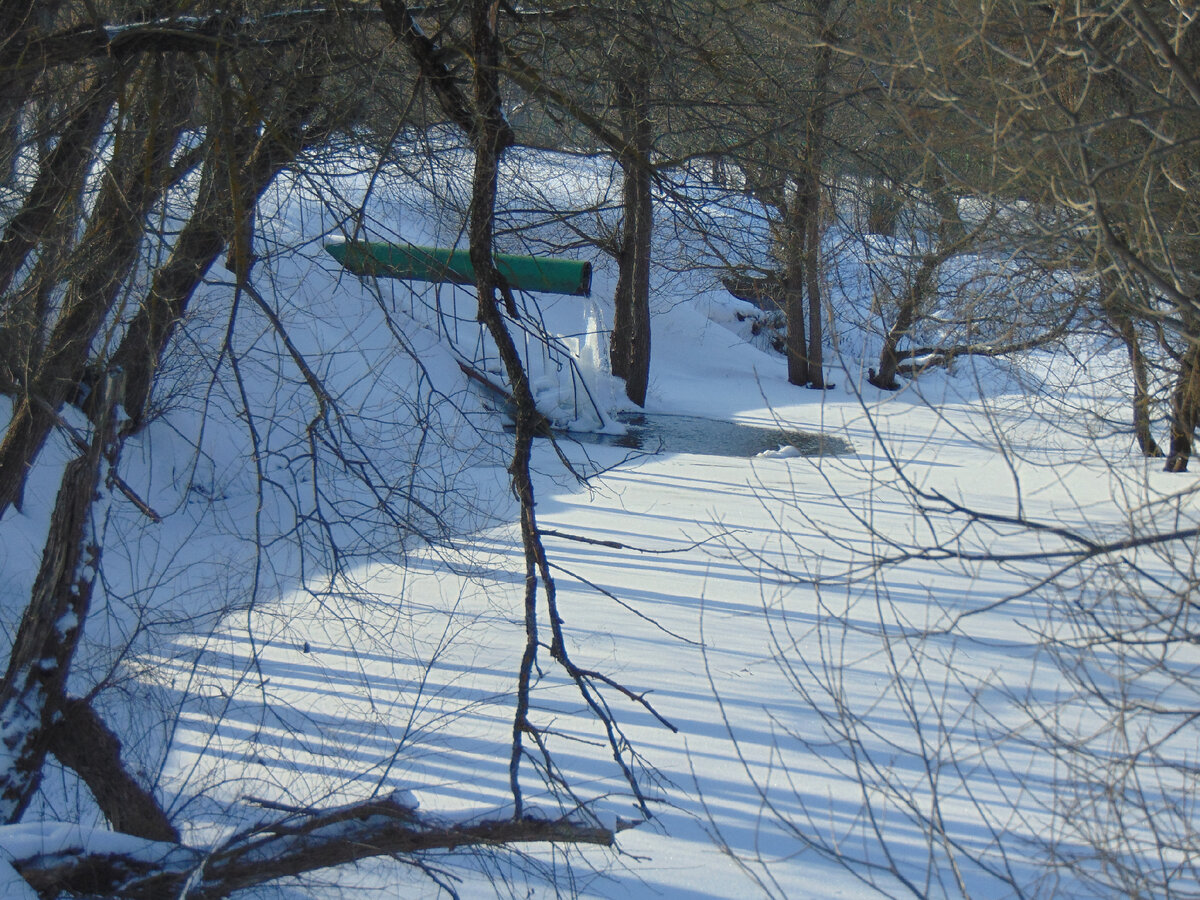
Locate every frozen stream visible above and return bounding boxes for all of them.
[564,411,853,458]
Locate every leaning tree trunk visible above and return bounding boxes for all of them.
[0,151,88,387]
[0,74,115,303]
[45,698,179,842]
[386,0,661,822]
[610,66,653,407]
[0,371,122,821]
[870,172,972,391]
[110,53,332,429]
[9,799,611,900]
[870,249,940,390]
[0,60,190,518]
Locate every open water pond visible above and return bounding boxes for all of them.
[564,412,854,459]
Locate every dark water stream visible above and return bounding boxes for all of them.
[564,412,853,459]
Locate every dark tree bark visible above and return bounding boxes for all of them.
[0,60,192,517]
[107,135,253,429]
[379,0,476,136]
[803,179,825,388]
[1165,337,1200,472]
[459,0,547,816]
[782,193,809,386]
[869,249,941,391]
[610,67,653,406]
[0,371,121,821]
[0,1,45,49]
[0,152,87,388]
[750,160,817,388]
[46,698,179,843]
[11,798,611,900]
[111,52,333,429]
[0,74,114,302]
[870,174,976,391]
[1102,276,1163,457]
[0,0,67,185]
[800,3,833,390]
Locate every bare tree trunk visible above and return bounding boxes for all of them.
[870,173,976,391]
[803,181,825,388]
[1165,337,1200,472]
[388,0,663,821]
[0,75,114,302]
[0,60,192,517]
[870,250,940,390]
[379,0,477,135]
[800,7,833,390]
[459,0,548,818]
[0,371,121,821]
[381,0,545,816]
[46,698,179,843]
[782,194,809,386]
[111,56,332,428]
[0,156,86,387]
[0,104,16,187]
[1102,276,1162,457]
[0,0,67,189]
[109,153,250,429]
[610,67,652,406]
[782,116,829,387]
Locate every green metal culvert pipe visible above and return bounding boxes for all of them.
[326,241,592,297]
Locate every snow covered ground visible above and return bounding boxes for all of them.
[2,148,1195,898]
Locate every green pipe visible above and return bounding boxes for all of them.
[326,241,592,297]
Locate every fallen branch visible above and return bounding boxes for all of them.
[881,323,1080,385]
[13,800,614,899]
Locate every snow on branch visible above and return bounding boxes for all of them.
[9,799,613,899]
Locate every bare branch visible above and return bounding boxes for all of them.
[13,800,613,899]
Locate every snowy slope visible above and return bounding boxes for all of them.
[2,147,1195,899]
